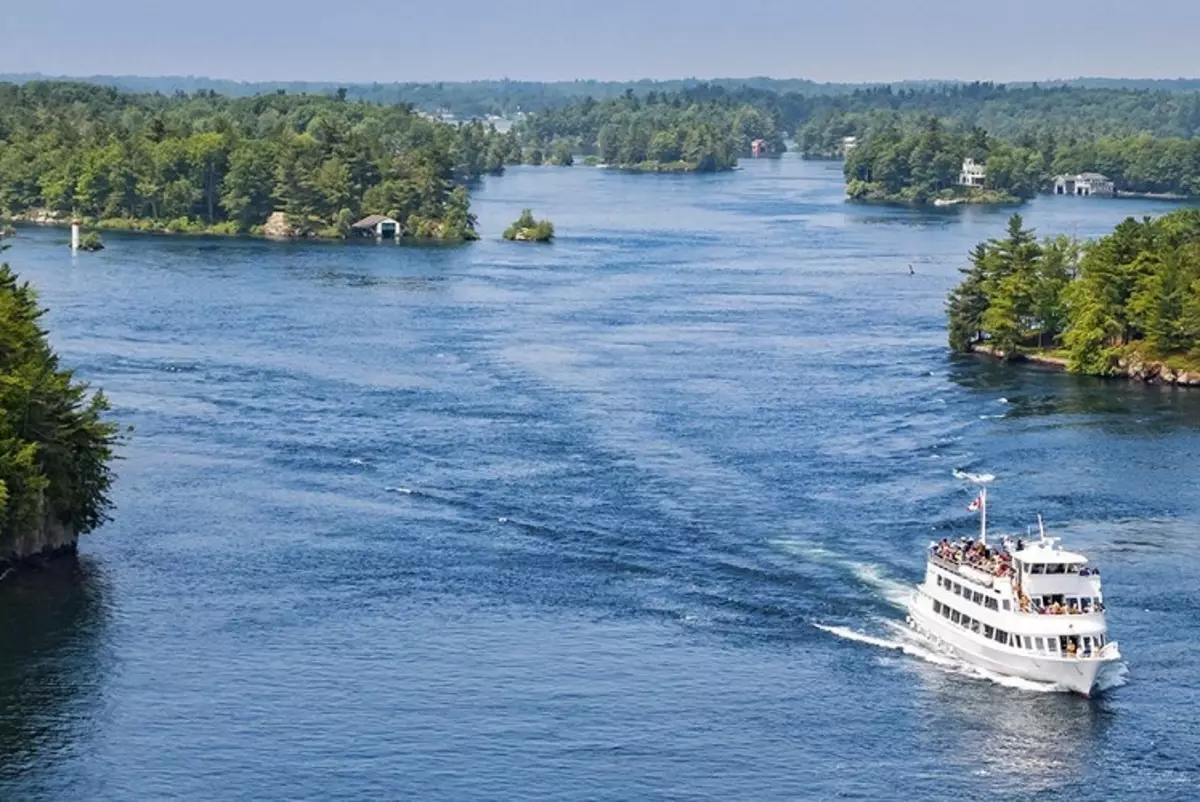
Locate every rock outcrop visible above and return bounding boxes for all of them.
[971,344,1200,387]
[262,211,299,239]
[1,514,78,568]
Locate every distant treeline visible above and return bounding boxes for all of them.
[512,91,786,172]
[0,81,520,238]
[6,73,1200,121]
[948,210,1200,375]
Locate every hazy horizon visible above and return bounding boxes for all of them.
[5,71,1200,87]
[3,0,1198,86]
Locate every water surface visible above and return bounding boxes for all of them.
[1,158,1198,800]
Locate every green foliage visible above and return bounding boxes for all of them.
[0,263,121,553]
[0,81,502,240]
[78,232,103,251]
[838,110,1200,203]
[512,91,783,172]
[948,209,1200,376]
[503,209,554,243]
[844,118,1041,204]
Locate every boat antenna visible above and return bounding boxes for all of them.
[1038,514,1046,541]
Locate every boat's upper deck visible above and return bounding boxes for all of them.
[928,534,1105,616]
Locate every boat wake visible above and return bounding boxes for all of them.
[847,562,916,610]
[815,619,1070,693]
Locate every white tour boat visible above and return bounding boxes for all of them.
[908,474,1121,696]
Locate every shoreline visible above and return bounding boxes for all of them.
[969,343,1200,387]
[3,216,477,245]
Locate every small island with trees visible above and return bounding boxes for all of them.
[947,210,1200,385]
[503,209,555,243]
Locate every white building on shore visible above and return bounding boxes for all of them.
[958,158,986,188]
[1053,173,1115,197]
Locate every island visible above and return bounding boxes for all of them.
[841,115,1200,206]
[510,90,786,173]
[0,81,510,242]
[503,209,554,243]
[0,232,120,568]
[78,231,104,251]
[947,210,1200,385]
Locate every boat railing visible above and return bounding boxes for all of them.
[927,551,1009,586]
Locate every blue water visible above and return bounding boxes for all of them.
[2,158,1199,800]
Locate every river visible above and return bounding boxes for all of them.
[1,157,1198,800]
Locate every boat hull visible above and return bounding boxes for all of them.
[908,592,1118,696]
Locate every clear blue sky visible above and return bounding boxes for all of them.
[4,0,1198,83]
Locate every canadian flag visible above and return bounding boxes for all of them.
[967,494,983,512]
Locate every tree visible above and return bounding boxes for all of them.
[0,263,121,551]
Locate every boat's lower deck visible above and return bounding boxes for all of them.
[909,588,1117,696]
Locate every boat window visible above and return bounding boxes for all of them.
[995,629,1007,644]
[953,582,962,594]
[951,610,961,624]
[1082,637,1092,656]
[1031,564,1044,575]
[1067,564,1079,574]
[1047,638,1058,652]
[1035,637,1045,651]
[1049,564,1065,574]
[1080,598,1092,613]
[1023,636,1033,650]
[1002,600,1011,611]
[971,591,982,605]
[985,597,998,611]
[984,625,994,638]
[971,620,981,634]
[1096,635,1104,648]
[933,600,942,614]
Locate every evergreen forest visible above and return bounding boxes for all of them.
[0,81,516,239]
[0,231,120,559]
[947,210,1200,376]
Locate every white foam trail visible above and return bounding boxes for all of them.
[848,562,915,610]
[820,619,1070,694]
[978,414,1006,420]
[769,537,838,561]
[815,622,958,668]
[385,486,413,494]
[953,469,996,483]
[1095,661,1130,692]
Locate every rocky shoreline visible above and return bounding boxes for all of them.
[1,516,79,570]
[971,344,1200,386]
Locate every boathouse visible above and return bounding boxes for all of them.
[351,214,402,239]
[1053,173,1114,197]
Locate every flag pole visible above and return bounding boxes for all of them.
[980,485,987,545]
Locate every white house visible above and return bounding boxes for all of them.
[958,158,987,188]
[1053,173,1115,197]
[841,136,859,155]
